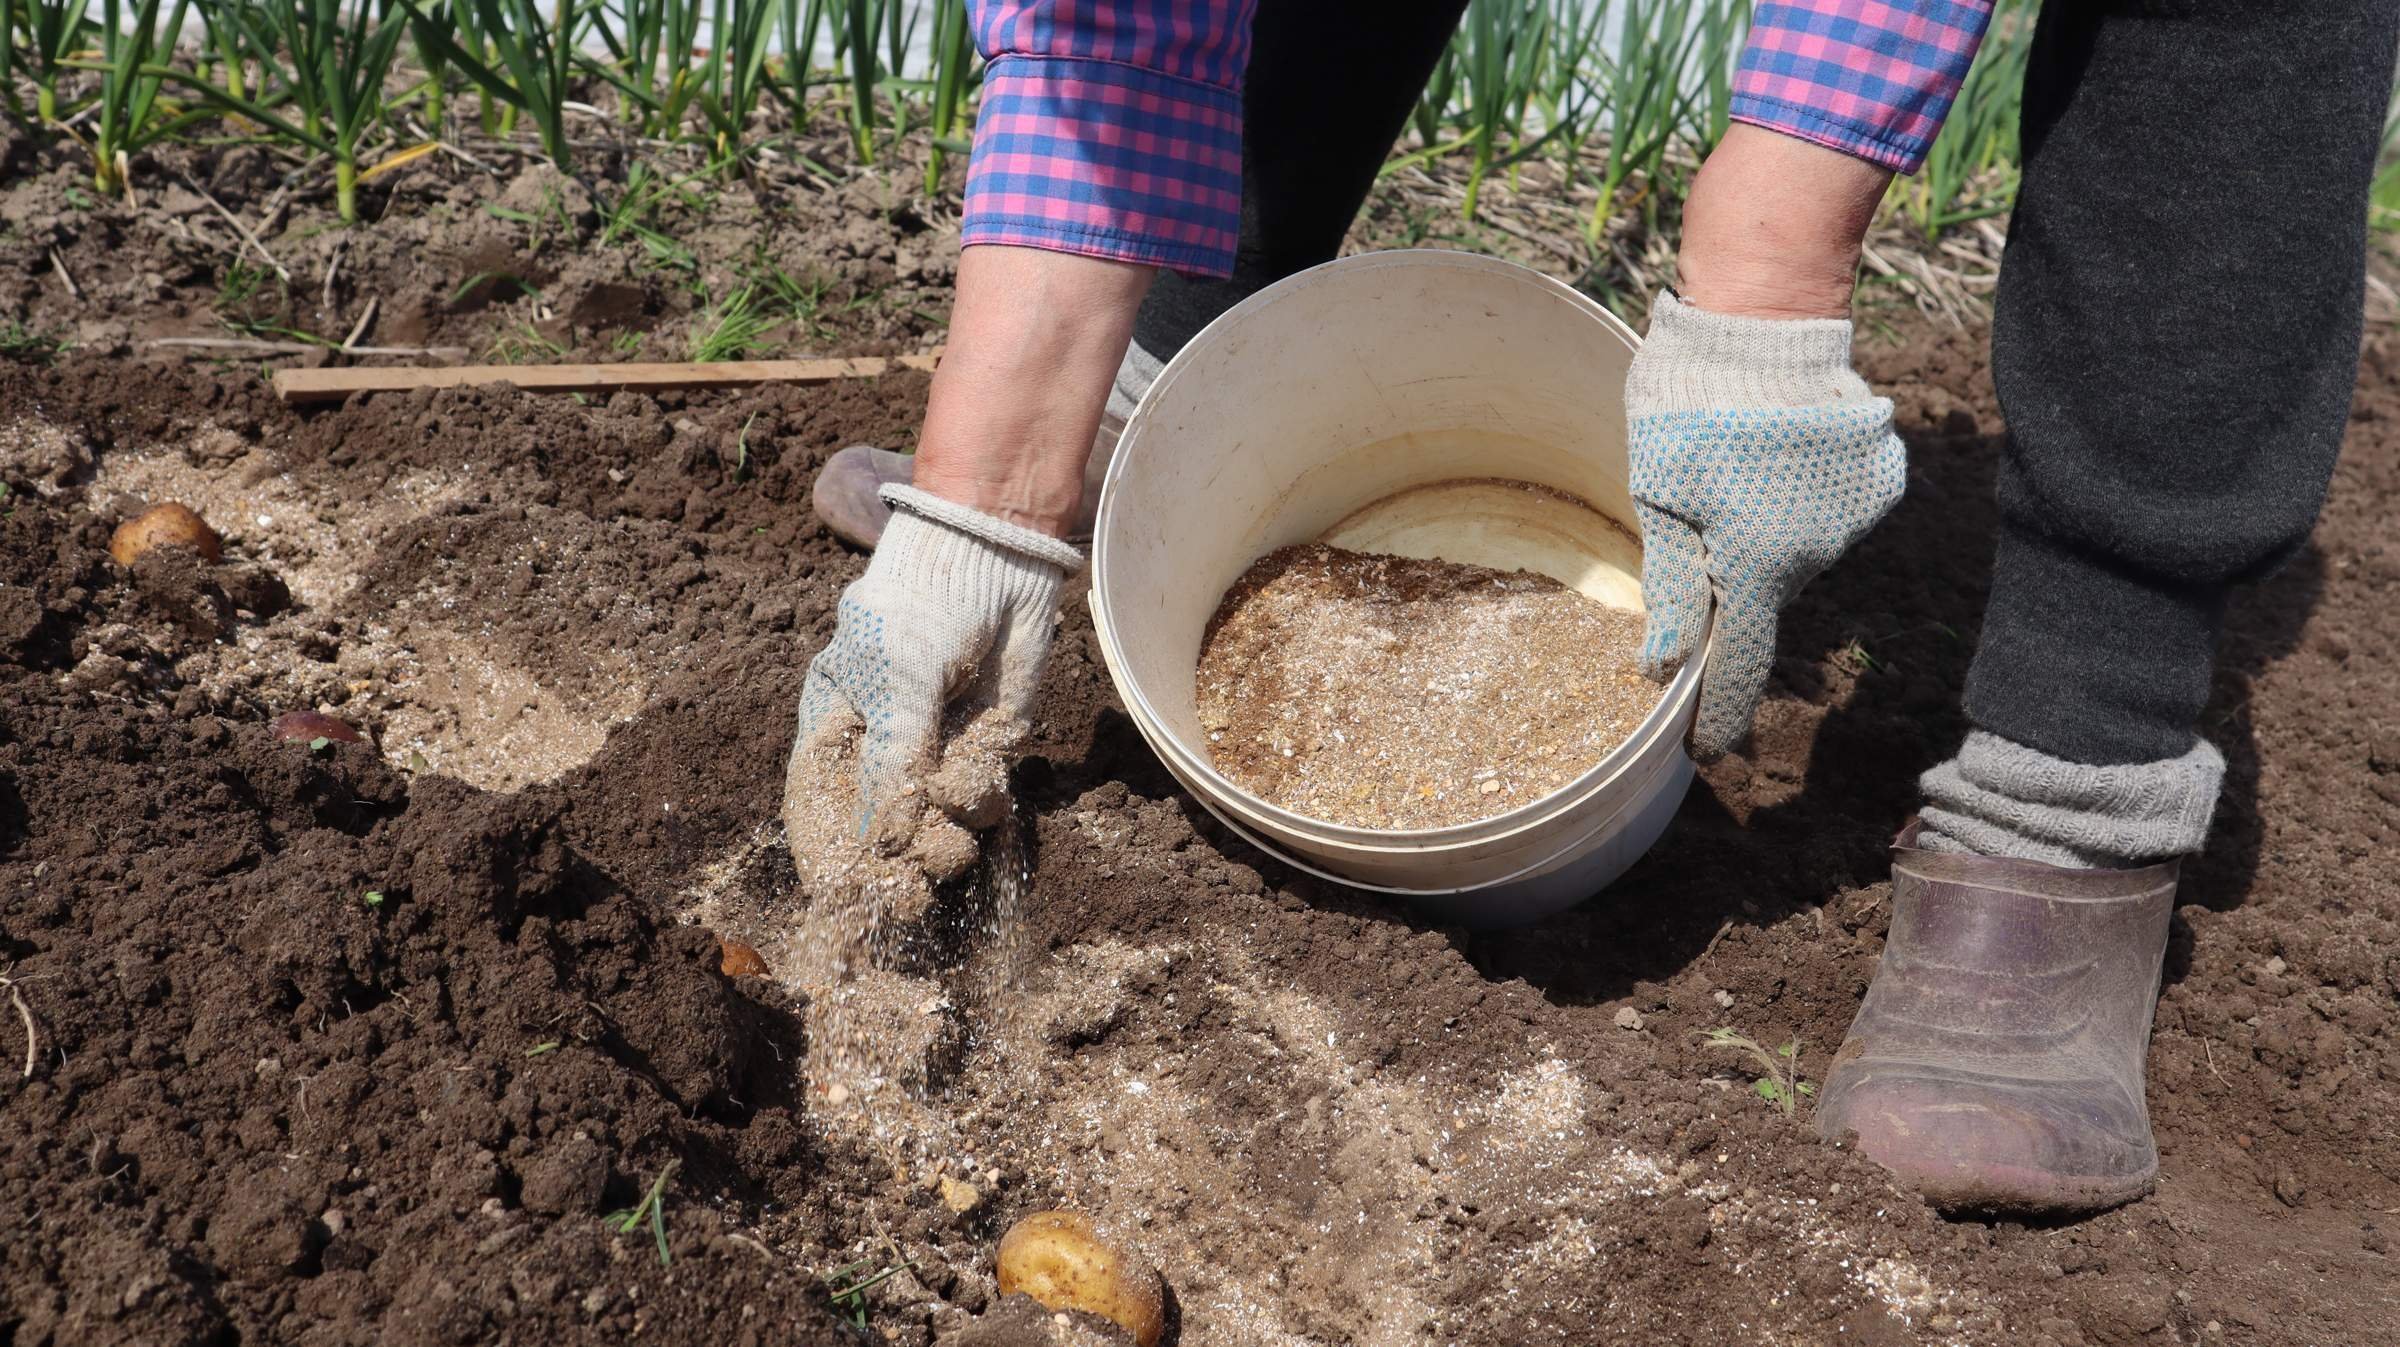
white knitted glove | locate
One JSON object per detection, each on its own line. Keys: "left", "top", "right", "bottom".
{"left": 1627, "top": 292, "right": 1907, "bottom": 759}
{"left": 782, "top": 485, "right": 1084, "bottom": 897}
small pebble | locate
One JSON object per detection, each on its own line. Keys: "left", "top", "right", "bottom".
{"left": 1614, "top": 1006, "right": 1645, "bottom": 1031}
{"left": 1712, "top": 989, "right": 1734, "bottom": 1008}
{"left": 938, "top": 1176, "right": 983, "bottom": 1215}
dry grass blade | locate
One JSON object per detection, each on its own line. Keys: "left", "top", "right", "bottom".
{"left": 0, "top": 973, "right": 39, "bottom": 1079}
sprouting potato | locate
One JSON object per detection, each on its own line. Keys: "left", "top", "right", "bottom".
{"left": 110, "top": 503, "right": 222, "bottom": 567}
{"left": 994, "top": 1210, "right": 1165, "bottom": 1347}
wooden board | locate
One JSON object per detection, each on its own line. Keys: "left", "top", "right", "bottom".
{"left": 271, "top": 353, "right": 943, "bottom": 405}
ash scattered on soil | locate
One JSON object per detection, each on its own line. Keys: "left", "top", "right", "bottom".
{"left": 1196, "top": 543, "right": 1656, "bottom": 829}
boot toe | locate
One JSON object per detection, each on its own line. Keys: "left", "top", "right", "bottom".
{"left": 1818, "top": 1062, "right": 2156, "bottom": 1215}
{"left": 812, "top": 446, "right": 916, "bottom": 549}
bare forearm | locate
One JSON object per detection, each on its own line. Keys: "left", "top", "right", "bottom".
{"left": 914, "top": 246, "right": 1154, "bottom": 538}
{"left": 1676, "top": 125, "right": 1892, "bottom": 321}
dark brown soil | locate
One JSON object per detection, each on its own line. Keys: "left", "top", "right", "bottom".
{"left": 4, "top": 131, "right": 2399, "bottom": 1346}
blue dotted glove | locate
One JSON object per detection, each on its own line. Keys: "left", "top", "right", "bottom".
{"left": 1627, "top": 293, "right": 1906, "bottom": 759}
{"left": 784, "top": 486, "right": 1083, "bottom": 892}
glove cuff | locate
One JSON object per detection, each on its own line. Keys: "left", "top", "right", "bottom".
{"left": 1629, "top": 291, "right": 1873, "bottom": 413}
{"left": 881, "top": 485, "right": 1089, "bottom": 574}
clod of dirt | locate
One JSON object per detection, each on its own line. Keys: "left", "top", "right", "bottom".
{"left": 946, "top": 1294, "right": 1130, "bottom": 1347}
{"left": 1195, "top": 542, "right": 1658, "bottom": 830}
{"left": 719, "top": 938, "right": 770, "bottom": 977}
{"left": 272, "top": 710, "right": 365, "bottom": 743}
{"left": 109, "top": 501, "right": 220, "bottom": 566}
{"left": 994, "top": 1211, "right": 1166, "bottom": 1347}
{"left": 518, "top": 1134, "right": 611, "bottom": 1215}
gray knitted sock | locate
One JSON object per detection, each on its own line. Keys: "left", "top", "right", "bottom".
{"left": 1917, "top": 730, "right": 2224, "bottom": 869}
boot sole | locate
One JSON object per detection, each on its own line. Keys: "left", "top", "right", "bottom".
{"left": 1869, "top": 1148, "right": 2157, "bottom": 1218}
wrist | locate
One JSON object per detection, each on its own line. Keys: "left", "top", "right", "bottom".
{"left": 910, "top": 455, "right": 1087, "bottom": 537}
{"left": 1675, "top": 124, "right": 1887, "bottom": 321}
{"left": 914, "top": 245, "right": 1153, "bottom": 539}
{"left": 1675, "top": 254, "right": 1860, "bottom": 323}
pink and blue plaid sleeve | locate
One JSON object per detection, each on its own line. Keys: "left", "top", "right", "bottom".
{"left": 1731, "top": 0, "right": 1996, "bottom": 175}
{"left": 964, "top": 2, "right": 1257, "bottom": 278}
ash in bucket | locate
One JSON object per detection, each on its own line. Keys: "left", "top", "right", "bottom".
{"left": 1194, "top": 542, "right": 1661, "bottom": 830}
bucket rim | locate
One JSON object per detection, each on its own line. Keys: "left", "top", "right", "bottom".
{"left": 1173, "top": 744, "right": 1694, "bottom": 898}
{"left": 1091, "top": 248, "right": 1716, "bottom": 851}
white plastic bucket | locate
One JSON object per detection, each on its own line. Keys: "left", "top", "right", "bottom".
{"left": 1089, "top": 251, "right": 1707, "bottom": 927}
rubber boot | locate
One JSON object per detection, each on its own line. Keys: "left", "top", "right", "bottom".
{"left": 1815, "top": 823, "right": 2178, "bottom": 1214}
{"left": 811, "top": 415, "right": 1122, "bottom": 551}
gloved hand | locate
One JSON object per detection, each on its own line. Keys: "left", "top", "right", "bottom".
{"left": 1627, "top": 291, "right": 1907, "bottom": 759}
{"left": 782, "top": 485, "right": 1085, "bottom": 905}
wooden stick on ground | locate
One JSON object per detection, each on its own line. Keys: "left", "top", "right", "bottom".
{"left": 271, "top": 353, "right": 943, "bottom": 405}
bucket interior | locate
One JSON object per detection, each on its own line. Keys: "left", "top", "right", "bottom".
{"left": 1094, "top": 252, "right": 1654, "bottom": 837}
{"left": 1320, "top": 470, "right": 1644, "bottom": 613}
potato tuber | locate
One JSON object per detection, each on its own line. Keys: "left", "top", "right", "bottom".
{"left": 719, "top": 939, "right": 770, "bottom": 978}
{"left": 994, "top": 1210, "right": 1165, "bottom": 1347}
{"left": 271, "top": 711, "right": 364, "bottom": 744}
{"left": 110, "top": 503, "right": 222, "bottom": 567}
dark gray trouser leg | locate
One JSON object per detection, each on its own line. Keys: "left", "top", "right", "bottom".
{"left": 1128, "top": 0, "right": 1472, "bottom": 362}
{"left": 1965, "top": 0, "right": 2400, "bottom": 766}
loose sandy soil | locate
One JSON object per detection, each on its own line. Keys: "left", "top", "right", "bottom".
{"left": 3, "top": 129, "right": 2398, "bottom": 1347}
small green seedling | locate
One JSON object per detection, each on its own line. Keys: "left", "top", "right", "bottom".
{"left": 308, "top": 736, "right": 333, "bottom": 753}
{"left": 1696, "top": 1026, "right": 1815, "bottom": 1117}
{"left": 448, "top": 270, "right": 538, "bottom": 306}
{"left": 823, "top": 1248, "right": 918, "bottom": 1328}
{"left": 0, "top": 322, "right": 65, "bottom": 363}
{"left": 524, "top": 1039, "right": 561, "bottom": 1057}
{"left": 687, "top": 283, "right": 777, "bottom": 363}
{"left": 487, "top": 321, "right": 566, "bottom": 364}
{"left": 606, "top": 1159, "right": 679, "bottom": 1267}
{"left": 361, "top": 890, "right": 384, "bottom": 907}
